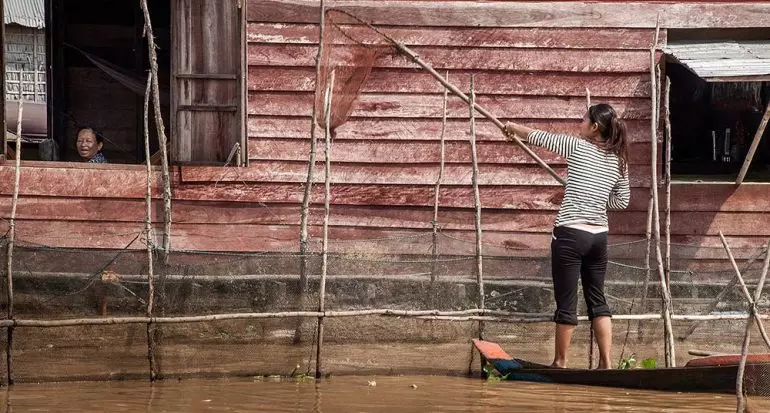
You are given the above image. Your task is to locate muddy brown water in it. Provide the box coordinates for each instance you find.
[1,376,769,412]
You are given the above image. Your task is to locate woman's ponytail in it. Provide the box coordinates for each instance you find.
[588,104,628,177]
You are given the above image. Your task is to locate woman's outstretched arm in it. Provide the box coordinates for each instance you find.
[504,121,580,159]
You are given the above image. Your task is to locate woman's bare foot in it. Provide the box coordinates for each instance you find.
[550,361,567,369]
[596,361,612,370]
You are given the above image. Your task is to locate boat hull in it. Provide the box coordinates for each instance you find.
[473,339,770,395]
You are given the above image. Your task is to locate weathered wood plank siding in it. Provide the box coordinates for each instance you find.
[0,1,767,273]
[237,0,659,258]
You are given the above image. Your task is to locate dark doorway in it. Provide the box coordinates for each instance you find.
[46,0,170,163]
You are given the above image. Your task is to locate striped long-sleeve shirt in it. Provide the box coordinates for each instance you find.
[527,130,631,228]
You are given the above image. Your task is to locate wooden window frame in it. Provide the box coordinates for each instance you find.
[169,0,247,167]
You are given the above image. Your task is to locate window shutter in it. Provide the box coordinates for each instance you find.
[171,0,245,165]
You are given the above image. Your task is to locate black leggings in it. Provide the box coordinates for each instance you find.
[550,226,612,326]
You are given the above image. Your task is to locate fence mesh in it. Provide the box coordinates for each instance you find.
[0,230,767,386]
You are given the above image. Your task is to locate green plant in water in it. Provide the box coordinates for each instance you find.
[618,353,636,370]
[483,363,509,382]
[618,354,658,370]
[640,358,657,369]
[292,373,315,381]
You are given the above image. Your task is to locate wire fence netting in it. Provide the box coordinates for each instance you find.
[0,231,767,384]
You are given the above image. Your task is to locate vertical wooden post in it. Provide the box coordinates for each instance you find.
[586,87,594,369]
[315,69,334,379]
[6,101,23,385]
[649,18,676,368]
[736,101,770,185]
[468,75,485,376]
[139,0,172,262]
[143,73,158,381]
[430,72,449,284]
[468,75,484,318]
[295,0,326,345]
[736,240,770,413]
[0,0,6,161]
[664,77,672,289]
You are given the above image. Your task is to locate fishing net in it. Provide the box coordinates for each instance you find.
[315,11,388,138]
[1,228,767,384]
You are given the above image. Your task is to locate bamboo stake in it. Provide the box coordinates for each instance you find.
[142,73,158,381]
[719,232,770,349]
[0,0,5,162]
[468,75,485,375]
[736,101,770,185]
[0,310,764,329]
[586,87,594,369]
[430,72,449,284]
[736,240,770,413]
[139,0,172,262]
[315,69,334,379]
[469,75,484,315]
[6,100,23,385]
[664,76,672,289]
[327,8,565,185]
[295,0,326,345]
[736,317,753,413]
[649,18,676,368]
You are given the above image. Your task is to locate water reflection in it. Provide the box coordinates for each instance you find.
[0,376,767,412]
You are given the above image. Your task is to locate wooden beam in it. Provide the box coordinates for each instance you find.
[248,68,654,98]
[248,117,655,143]
[247,23,667,50]
[179,162,654,187]
[248,44,654,72]
[735,101,770,185]
[248,1,770,29]
[248,92,653,119]
[247,138,655,165]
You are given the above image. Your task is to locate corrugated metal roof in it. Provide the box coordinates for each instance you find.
[4,0,45,29]
[665,41,770,81]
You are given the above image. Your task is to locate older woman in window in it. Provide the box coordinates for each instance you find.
[76,127,107,163]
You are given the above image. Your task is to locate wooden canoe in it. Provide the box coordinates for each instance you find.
[473,339,770,395]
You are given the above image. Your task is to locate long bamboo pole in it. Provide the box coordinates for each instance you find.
[469,75,484,316]
[327,8,565,185]
[430,72,449,284]
[649,19,676,368]
[142,73,158,381]
[0,311,765,329]
[719,232,770,349]
[139,0,171,261]
[736,240,770,413]
[468,75,485,375]
[736,101,770,185]
[664,77,672,289]
[586,87,595,369]
[6,101,23,385]
[315,69,334,379]
[0,0,5,162]
[295,0,326,345]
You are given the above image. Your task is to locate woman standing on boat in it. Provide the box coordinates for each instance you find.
[503,103,630,369]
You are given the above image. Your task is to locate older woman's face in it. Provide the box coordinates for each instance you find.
[77,129,103,159]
